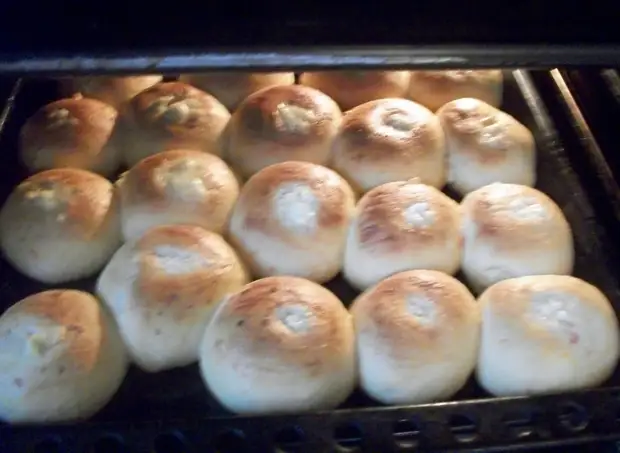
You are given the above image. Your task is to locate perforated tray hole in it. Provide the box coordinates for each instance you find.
[90,434,127,453]
[501,410,535,439]
[333,422,363,451]
[392,418,420,449]
[214,429,247,453]
[273,426,304,453]
[31,438,61,453]
[153,431,191,453]
[558,401,590,432]
[449,414,479,443]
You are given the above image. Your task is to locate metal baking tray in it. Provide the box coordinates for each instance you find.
[1,70,620,453]
[527,70,620,247]
[541,69,620,184]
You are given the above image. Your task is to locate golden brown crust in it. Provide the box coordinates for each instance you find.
[408,70,503,111]
[125,81,229,148]
[479,275,615,348]
[131,225,245,317]
[236,161,353,240]
[481,275,614,317]
[59,76,162,107]
[20,98,117,168]
[437,98,534,165]
[356,181,460,252]
[300,71,410,110]
[351,270,478,357]
[232,85,340,147]
[120,149,236,210]
[461,184,570,251]
[10,290,104,372]
[336,98,443,162]
[180,72,295,109]
[14,168,115,238]
[214,276,350,373]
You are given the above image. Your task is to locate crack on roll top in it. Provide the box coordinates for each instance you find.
[273,182,319,235]
[273,102,317,135]
[403,202,436,228]
[447,99,512,149]
[21,180,70,218]
[529,291,581,345]
[383,109,417,132]
[405,294,437,326]
[275,303,314,334]
[46,107,79,129]
[485,188,548,222]
[146,95,202,125]
[158,159,208,202]
[150,245,212,275]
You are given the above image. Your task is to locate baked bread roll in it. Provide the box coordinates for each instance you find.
[20,96,121,176]
[477,275,620,396]
[227,85,341,179]
[59,75,162,109]
[461,183,574,294]
[179,72,295,111]
[331,99,446,193]
[121,82,230,167]
[299,71,410,111]
[0,169,121,284]
[344,181,461,291]
[408,70,503,112]
[228,161,356,283]
[117,149,239,241]
[437,98,536,196]
[0,290,127,423]
[352,270,480,405]
[97,225,248,372]
[199,276,356,414]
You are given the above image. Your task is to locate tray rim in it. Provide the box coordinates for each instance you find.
[2,46,620,76]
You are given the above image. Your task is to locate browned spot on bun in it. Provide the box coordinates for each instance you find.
[20,98,117,164]
[120,149,230,207]
[234,85,338,145]
[133,225,241,316]
[16,168,115,238]
[237,162,352,240]
[351,270,478,358]
[338,99,441,162]
[16,290,104,372]
[128,81,227,137]
[216,276,349,371]
[356,181,459,252]
[437,98,533,166]
[462,184,570,251]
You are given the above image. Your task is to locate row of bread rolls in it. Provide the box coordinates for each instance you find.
[2,270,617,422]
[21,71,517,198]
[182,70,502,112]
[0,71,610,424]
[59,70,501,113]
[0,160,572,295]
[0,166,580,422]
